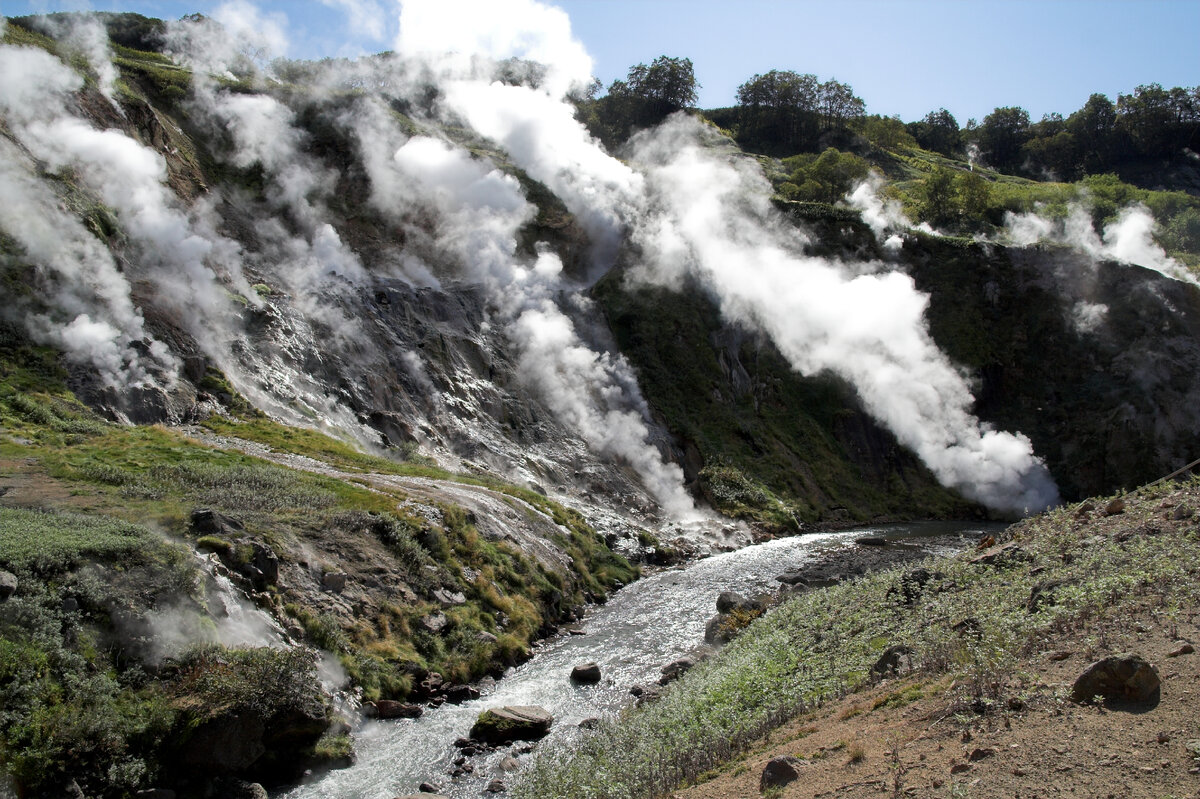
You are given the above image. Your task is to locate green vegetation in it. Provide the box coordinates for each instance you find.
[514,480,1200,798]
[592,269,973,527]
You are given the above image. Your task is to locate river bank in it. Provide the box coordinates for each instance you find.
[280,520,999,798]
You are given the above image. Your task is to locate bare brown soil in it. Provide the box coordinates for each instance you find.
[673,614,1200,799]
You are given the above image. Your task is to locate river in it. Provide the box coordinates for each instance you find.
[279,520,1002,798]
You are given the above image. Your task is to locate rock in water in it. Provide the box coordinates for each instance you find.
[760,756,804,790]
[469,706,553,744]
[1070,654,1160,703]
[716,590,751,613]
[570,662,602,684]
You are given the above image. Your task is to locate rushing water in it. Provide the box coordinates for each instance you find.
[280,520,1001,799]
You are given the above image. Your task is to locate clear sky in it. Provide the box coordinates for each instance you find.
[1,0,1196,124]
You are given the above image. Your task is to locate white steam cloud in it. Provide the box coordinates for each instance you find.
[1005,202,1197,285]
[629,118,1058,514]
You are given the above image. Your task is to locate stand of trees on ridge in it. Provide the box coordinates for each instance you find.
[580,56,1200,189]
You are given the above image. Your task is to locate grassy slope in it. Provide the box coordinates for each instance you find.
[514,479,1200,799]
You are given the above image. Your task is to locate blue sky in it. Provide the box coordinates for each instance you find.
[2,0,1196,124]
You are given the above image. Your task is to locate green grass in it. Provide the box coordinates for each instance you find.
[513,479,1200,799]
[0,507,161,573]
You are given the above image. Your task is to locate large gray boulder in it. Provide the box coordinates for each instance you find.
[1071,654,1160,703]
[469,706,553,744]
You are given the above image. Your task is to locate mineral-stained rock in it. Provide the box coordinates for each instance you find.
[1071,654,1160,703]
[469,706,553,744]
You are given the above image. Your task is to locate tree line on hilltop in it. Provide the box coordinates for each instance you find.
[580,57,1200,185]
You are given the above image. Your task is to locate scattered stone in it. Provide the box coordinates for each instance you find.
[1049,650,1073,661]
[1156,731,1171,744]
[759,756,804,790]
[1075,500,1096,518]
[578,717,600,730]
[485,779,505,793]
[445,685,481,704]
[968,747,997,762]
[453,737,471,748]
[499,756,520,772]
[856,535,887,546]
[365,700,423,720]
[469,706,553,744]
[716,590,753,614]
[567,628,586,636]
[969,542,1030,567]
[950,763,972,774]
[431,588,467,607]
[1167,643,1194,657]
[570,663,602,684]
[775,571,809,586]
[1172,504,1194,520]
[321,571,348,593]
[417,782,440,793]
[1071,654,1160,703]
[420,613,448,635]
[1103,497,1126,516]
[0,570,17,601]
[871,645,914,678]
[658,657,695,685]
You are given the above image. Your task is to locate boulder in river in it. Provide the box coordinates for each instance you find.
[469,706,553,744]
[1071,654,1160,703]
[570,662,602,684]
[445,684,481,704]
[716,591,754,613]
[364,700,423,719]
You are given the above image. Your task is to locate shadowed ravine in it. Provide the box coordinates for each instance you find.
[281,521,998,798]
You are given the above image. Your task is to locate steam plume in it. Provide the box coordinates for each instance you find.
[629,118,1059,514]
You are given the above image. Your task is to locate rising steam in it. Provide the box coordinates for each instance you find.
[627,118,1059,514]
[1005,201,1197,285]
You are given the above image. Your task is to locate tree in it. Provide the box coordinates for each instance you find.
[977,106,1031,173]
[1067,93,1117,172]
[617,55,699,109]
[590,55,700,145]
[907,108,960,156]
[735,69,819,152]
[859,115,915,150]
[921,166,956,226]
[817,79,865,133]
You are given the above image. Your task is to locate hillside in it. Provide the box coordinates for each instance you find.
[514,479,1200,798]
[1,9,1199,799]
